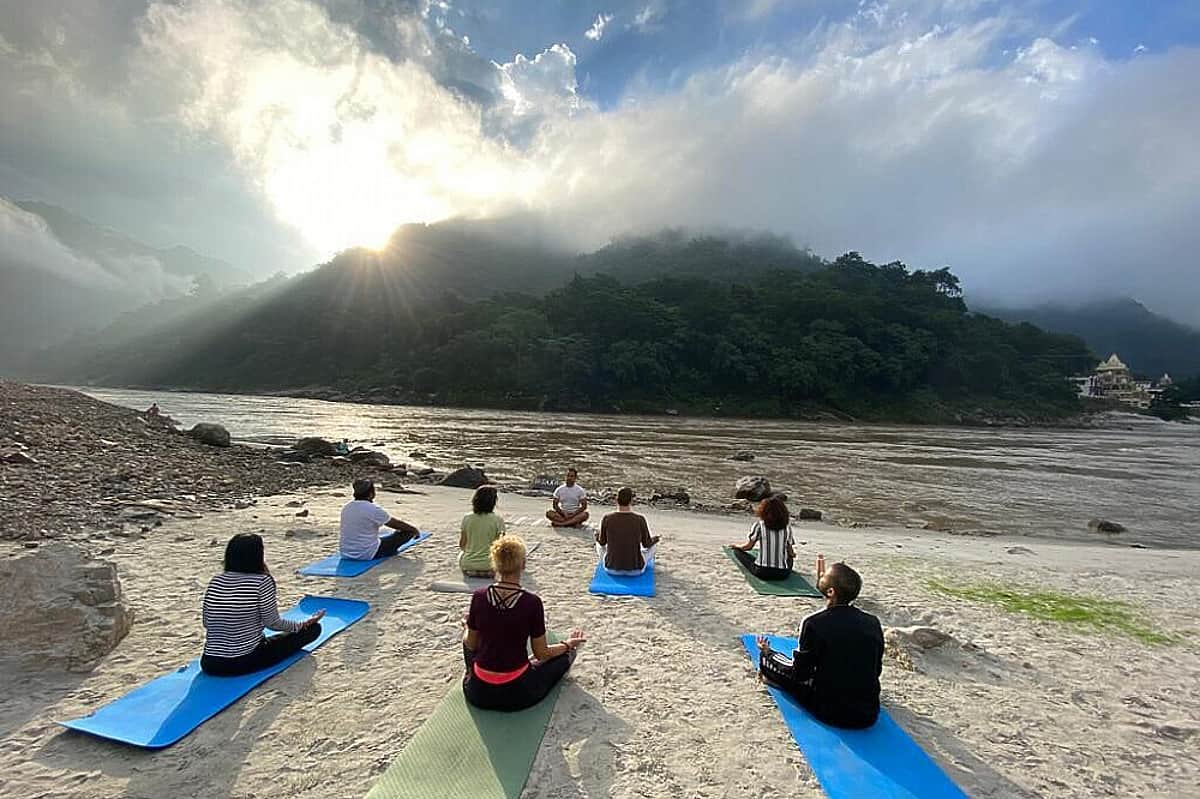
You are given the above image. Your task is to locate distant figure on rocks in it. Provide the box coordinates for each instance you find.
[460,485,506,578]
[462,535,586,711]
[145,402,160,418]
[201,533,324,676]
[596,487,659,575]
[754,562,884,729]
[729,495,796,580]
[334,439,350,456]
[546,468,589,527]
[339,479,420,560]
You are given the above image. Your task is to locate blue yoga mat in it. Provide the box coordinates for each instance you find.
[588,559,655,596]
[59,595,370,749]
[740,634,967,799]
[298,531,431,576]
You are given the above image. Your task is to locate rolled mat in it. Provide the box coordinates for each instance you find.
[740,634,968,799]
[365,635,566,799]
[59,595,370,748]
[298,531,432,577]
[588,560,655,597]
[723,546,822,597]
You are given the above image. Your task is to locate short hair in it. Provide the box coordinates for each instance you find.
[224,533,266,574]
[617,486,634,506]
[353,479,375,500]
[566,467,578,477]
[490,534,526,574]
[472,485,498,514]
[825,562,863,603]
[756,495,790,531]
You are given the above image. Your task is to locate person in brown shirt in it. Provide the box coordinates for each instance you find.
[595,487,660,575]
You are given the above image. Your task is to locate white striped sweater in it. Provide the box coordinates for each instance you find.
[202,572,301,658]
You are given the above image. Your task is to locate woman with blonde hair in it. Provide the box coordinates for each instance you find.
[729,494,796,580]
[461,535,586,711]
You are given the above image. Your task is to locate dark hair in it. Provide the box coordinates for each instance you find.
[617,486,634,506]
[757,495,790,530]
[566,467,578,477]
[353,479,375,500]
[472,485,498,514]
[224,533,266,574]
[825,562,863,603]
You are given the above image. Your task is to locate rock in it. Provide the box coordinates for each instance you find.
[734,476,772,501]
[285,500,304,507]
[1088,518,1126,534]
[796,508,822,521]
[0,544,132,672]
[349,450,392,469]
[409,451,428,459]
[729,451,756,462]
[651,488,691,504]
[440,466,489,489]
[885,625,955,652]
[415,467,435,476]
[188,423,231,447]
[295,509,310,517]
[294,437,337,457]
[234,500,252,510]
[2,450,38,465]
[1006,546,1036,555]
[276,449,312,464]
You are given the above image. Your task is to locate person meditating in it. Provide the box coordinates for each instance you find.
[339,478,421,560]
[595,486,660,575]
[729,495,795,580]
[754,562,884,729]
[460,485,505,578]
[462,535,586,711]
[546,468,589,527]
[201,533,324,676]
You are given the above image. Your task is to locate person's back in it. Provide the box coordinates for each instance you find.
[340,498,390,559]
[460,511,504,572]
[797,604,883,728]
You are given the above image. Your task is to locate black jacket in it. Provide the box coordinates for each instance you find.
[793,604,884,728]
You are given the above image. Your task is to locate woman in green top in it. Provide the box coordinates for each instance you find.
[460,485,505,577]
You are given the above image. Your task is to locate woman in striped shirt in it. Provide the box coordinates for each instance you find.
[200,533,325,677]
[729,495,796,580]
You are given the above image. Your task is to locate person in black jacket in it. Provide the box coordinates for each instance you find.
[755,561,884,729]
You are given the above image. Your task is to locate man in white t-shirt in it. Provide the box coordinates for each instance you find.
[546,468,589,527]
[339,479,422,560]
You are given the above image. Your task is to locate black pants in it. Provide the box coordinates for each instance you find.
[200,624,322,676]
[760,647,877,729]
[461,643,572,712]
[375,527,419,558]
[733,547,792,581]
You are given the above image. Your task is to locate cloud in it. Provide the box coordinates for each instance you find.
[585,13,614,41]
[630,1,667,33]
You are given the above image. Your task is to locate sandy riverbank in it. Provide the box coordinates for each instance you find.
[1,486,1197,798]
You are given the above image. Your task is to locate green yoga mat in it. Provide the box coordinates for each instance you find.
[723,546,823,597]
[365,637,565,799]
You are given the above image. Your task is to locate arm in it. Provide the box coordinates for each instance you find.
[596,517,607,545]
[258,576,304,633]
[459,517,468,551]
[579,493,589,512]
[791,617,819,682]
[640,518,659,548]
[385,516,420,535]
[787,525,796,561]
[463,626,479,651]
[530,631,585,662]
[731,522,760,550]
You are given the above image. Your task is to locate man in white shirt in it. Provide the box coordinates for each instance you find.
[340,479,421,560]
[546,468,589,527]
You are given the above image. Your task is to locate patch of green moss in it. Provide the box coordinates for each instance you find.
[927,579,1178,645]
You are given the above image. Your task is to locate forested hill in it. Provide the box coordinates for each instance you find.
[32,244,1095,424]
[981,298,1200,379]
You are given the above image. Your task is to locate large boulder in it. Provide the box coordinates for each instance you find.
[651,488,691,505]
[796,508,823,521]
[441,466,489,489]
[349,450,392,469]
[0,544,132,672]
[734,475,772,502]
[1088,518,1126,534]
[295,436,337,457]
[189,422,230,447]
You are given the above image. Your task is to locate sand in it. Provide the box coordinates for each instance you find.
[1,486,1197,799]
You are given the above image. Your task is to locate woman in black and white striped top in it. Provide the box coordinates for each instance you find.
[200,533,324,677]
[729,495,796,580]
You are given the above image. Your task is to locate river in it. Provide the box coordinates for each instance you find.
[77,386,1200,549]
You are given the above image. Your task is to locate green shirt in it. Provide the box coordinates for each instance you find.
[459,512,505,571]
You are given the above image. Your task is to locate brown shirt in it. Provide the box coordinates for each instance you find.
[598,511,654,571]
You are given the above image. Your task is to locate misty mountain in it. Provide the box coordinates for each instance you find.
[980,298,1200,379]
[0,200,247,374]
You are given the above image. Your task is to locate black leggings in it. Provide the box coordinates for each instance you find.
[461,644,573,712]
[375,527,419,558]
[733,547,792,581]
[200,624,321,677]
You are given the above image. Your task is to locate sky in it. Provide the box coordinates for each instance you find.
[1,0,1199,320]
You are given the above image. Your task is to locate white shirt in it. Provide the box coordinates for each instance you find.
[553,483,587,514]
[339,500,391,560]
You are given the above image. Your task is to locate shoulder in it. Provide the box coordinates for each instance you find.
[522,590,545,611]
